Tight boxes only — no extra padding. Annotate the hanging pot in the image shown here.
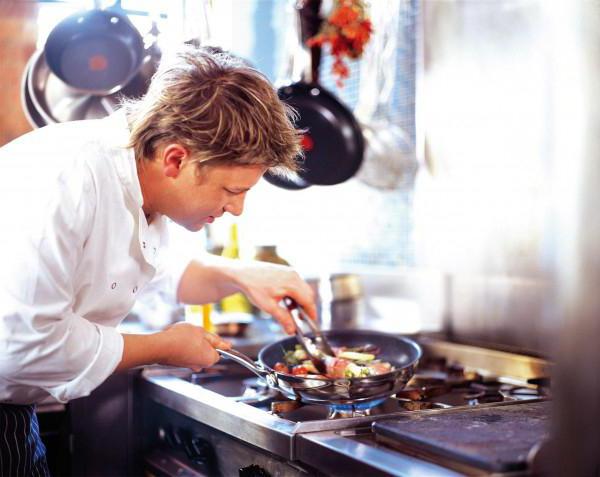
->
[21,61,46,129]
[263,170,312,190]
[264,0,364,188]
[277,78,364,186]
[44,3,145,96]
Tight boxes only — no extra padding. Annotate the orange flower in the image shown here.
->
[330,6,359,27]
[306,0,372,87]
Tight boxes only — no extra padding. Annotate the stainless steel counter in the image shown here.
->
[140,337,550,476]
[140,372,296,458]
[140,371,465,477]
[296,431,463,477]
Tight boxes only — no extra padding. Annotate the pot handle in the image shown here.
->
[297,0,323,84]
[216,348,271,381]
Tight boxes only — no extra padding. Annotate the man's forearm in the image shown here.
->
[176,255,242,304]
[116,333,166,371]
[116,323,231,372]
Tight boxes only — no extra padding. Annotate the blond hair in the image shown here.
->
[121,46,302,174]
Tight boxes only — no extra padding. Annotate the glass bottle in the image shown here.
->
[219,223,253,314]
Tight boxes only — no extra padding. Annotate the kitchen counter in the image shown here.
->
[138,337,550,476]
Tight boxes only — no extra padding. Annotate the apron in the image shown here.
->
[0,404,51,476]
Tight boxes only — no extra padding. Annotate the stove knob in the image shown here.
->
[185,436,215,467]
[163,426,184,449]
[239,464,271,477]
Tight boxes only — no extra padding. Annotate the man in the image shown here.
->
[0,46,316,475]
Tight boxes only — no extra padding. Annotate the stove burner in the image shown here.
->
[270,396,442,420]
[327,398,387,419]
[391,398,450,411]
[397,358,550,407]
[178,351,550,425]
[236,378,280,405]
[461,382,505,404]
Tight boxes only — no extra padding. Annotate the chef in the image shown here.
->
[0,46,316,475]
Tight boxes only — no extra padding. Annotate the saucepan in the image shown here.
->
[217,329,421,406]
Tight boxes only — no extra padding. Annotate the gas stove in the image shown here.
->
[140,338,552,476]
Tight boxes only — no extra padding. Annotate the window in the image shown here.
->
[216,0,419,275]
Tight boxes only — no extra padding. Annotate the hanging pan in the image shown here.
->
[264,0,364,188]
[44,1,145,96]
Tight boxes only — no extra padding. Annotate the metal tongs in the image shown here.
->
[284,297,335,374]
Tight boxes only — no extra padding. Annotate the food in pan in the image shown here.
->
[274,344,393,379]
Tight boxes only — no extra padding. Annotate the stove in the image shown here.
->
[140,337,552,476]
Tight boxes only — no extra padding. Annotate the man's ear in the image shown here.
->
[161,143,189,178]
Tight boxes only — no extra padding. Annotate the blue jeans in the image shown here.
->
[0,404,51,476]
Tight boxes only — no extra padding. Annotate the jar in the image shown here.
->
[253,245,290,266]
[321,274,364,330]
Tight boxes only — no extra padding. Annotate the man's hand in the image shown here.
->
[117,322,232,372]
[233,262,317,335]
[177,256,318,335]
[158,322,232,371]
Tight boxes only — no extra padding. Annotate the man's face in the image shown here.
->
[163,161,265,232]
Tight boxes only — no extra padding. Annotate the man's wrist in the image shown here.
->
[205,255,246,294]
[152,329,171,366]
[118,332,168,371]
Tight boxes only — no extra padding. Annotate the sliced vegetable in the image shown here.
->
[338,351,376,362]
[344,362,373,378]
[291,365,309,376]
[274,362,290,374]
[325,357,352,378]
[301,361,319,374]
[280,343,392,379]
[283,350,299,366]
[293,348,308,361]
[367,361,392,375]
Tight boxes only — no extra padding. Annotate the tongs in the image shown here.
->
[284,297,335,374]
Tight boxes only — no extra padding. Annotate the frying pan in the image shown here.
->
[44,6,144,95]
[277,81,365,186]
[263,170,311,190]
[263,0,364,188]
[218,329,421,406]
[21,61,46,129]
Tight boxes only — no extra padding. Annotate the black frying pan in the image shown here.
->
[218,329,421,406]
[263,170,312,190]
[277,81,364,186]
[44,7,144,95]
[264,0,364,189]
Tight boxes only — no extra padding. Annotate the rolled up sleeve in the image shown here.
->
[44,321,124,403]
[0,159,124,403]
[1,306,124,403]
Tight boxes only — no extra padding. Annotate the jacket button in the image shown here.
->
[142,242,146,248]
[111,282,117,289]
[133,286,138,293]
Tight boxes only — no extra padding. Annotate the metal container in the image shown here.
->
[22,44,160,128]
[319,274,364,330]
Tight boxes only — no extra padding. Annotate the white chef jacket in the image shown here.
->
[0,112,183,404]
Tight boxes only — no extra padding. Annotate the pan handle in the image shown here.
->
[216,348,274,383]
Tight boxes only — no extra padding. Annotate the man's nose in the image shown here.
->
[224,195,245,216]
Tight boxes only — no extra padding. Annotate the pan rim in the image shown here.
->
[258,330,422,384]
